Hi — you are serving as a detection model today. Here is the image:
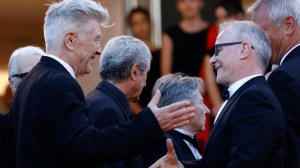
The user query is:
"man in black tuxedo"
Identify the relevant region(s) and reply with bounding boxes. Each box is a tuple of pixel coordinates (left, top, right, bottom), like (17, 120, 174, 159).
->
(86, 35, 154, 168)
(150, 20, 285, 168)
(249, 0, 300, 167)
(9, 1, 195, 167)
(143, 73, 210, 167)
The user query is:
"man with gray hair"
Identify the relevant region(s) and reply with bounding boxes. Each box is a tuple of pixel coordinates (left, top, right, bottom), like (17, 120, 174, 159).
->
(86, 35, 153, 167)
(143, 73, 209, 167)
(0, 46, 44, 168)
(248, 0, 300, 167)
(10, 0, 195, 167)
(150, 20, 285, 168)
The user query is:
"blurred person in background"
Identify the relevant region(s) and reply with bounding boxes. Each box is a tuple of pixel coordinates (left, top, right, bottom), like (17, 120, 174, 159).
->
(127, 7, 161, 114)
(160, 0, 222, 150)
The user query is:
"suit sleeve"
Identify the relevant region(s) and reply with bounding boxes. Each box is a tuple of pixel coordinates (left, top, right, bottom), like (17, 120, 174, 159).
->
(49, 75, 165, 166)
(227, 88, 285, 168)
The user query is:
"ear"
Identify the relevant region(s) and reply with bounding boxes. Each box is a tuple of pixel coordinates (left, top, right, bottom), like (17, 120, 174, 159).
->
(284, 16, 296, 36)
(64, 32, 76, 51)
(239, 41, 251, 59)
(130, 64, 140, 81)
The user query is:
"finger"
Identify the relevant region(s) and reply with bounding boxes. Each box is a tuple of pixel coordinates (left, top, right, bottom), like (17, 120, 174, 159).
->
(148, 89, 161, 109)
(161, 107, 195, 131)
(166, 138, 175, 155)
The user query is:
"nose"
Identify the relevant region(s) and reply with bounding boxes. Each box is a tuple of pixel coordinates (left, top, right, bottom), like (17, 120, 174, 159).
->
(204, 104, 210, 114)
(209, 55, 216, 66)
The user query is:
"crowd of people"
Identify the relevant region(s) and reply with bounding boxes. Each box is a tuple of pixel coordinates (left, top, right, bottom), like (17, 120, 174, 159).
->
(0, 0, 300, 167)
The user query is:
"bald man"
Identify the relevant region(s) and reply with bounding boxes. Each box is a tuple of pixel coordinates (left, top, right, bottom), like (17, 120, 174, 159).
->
(0, 46, 44, 167)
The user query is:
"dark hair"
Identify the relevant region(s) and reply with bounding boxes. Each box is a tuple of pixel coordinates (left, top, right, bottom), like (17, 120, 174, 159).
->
(128, 7, 150, 26)
(215, 0, 244, 17)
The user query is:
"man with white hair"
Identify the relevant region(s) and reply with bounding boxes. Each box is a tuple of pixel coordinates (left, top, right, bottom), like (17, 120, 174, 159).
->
(8, 46, 44, 95)
(249, 0, 300, 167)
(0, 46, 44, 168)
(10, 0, 195, 167)
(150, 20, 285, 168)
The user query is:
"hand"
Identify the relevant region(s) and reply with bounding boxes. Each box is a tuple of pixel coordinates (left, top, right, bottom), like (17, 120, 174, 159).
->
(148, 90, 195, 132)
(149, 139, 184, 168)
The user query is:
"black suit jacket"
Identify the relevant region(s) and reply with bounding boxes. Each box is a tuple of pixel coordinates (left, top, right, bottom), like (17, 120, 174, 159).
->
(267, 45, 300, 168)
(0, 113, 14, 168)
(86, 80, 143, 168)
(143, 130, 199, 167)
(183, 76, 285, 168)
(10, 56, 164, 168)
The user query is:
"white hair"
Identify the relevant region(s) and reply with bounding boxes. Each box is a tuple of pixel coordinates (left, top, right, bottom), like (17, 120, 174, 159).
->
(219, 21, 271, 72)
(44, 0, 109, 51)
(8, 46, 44, 77)
(248, 0, 300, 28)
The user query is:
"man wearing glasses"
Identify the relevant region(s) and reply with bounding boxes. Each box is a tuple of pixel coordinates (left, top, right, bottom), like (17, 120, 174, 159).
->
(1, 46, 44, 167)
(150, 20, 285, 168)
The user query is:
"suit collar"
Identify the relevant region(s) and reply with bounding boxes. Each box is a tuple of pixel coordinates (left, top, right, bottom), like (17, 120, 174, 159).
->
(43, 55, 76, 78)
(39, 56, 70, 75)
(280, 44, 300, 65)
(204, 76, 266, 154)
(97, 81, 132, 121)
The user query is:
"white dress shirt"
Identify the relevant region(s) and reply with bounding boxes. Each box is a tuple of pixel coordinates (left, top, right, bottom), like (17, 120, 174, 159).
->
(214, 74, 262, 123)
(174, 128, 202, 159)
(44, 54, 76, 79)
(279, 43, 300, 65)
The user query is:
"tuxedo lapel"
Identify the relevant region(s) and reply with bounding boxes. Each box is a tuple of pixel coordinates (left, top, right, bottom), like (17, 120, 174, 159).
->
(203, 76, 265, 155)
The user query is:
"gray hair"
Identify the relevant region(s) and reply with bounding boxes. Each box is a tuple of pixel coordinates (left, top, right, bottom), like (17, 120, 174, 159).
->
(100, 36, 152, 82)
(8, 46, 44, 77)
(152, 73, 204, 108)
(248, 0, 300, 28)
(44, 0, 109, 50)
(219, 21, 271, 71)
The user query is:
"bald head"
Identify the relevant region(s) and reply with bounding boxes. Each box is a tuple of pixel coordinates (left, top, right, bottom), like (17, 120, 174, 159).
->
(8, 46, 44, 95)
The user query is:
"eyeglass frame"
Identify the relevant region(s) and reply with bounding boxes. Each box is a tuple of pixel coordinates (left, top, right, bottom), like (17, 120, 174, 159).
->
(10, 72, 28, 79)
(214, 42, 255, 57)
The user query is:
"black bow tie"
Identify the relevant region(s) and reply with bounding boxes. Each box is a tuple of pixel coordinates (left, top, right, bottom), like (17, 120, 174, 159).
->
(176, 132, 199, 150)
(222, 89, 230, 100)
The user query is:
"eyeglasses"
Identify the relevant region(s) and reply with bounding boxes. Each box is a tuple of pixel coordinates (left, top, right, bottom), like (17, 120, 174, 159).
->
(11, 72, 28, 79)
(214, 42, 255, 57)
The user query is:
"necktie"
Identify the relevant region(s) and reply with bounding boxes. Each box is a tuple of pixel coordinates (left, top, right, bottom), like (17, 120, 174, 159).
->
(222, 89, 229, 100)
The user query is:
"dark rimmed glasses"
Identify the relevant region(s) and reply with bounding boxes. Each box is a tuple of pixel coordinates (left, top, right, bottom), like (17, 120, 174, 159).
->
(11, 72, 28, 79)
(214, 42, 255, 57)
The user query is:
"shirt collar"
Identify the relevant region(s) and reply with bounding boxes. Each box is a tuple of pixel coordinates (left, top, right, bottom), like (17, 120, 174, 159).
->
(44, 54, 76, 79)
(280, 44, 300, 65)
(227, 74, 262, 98)
(174, 128, 194, 138)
